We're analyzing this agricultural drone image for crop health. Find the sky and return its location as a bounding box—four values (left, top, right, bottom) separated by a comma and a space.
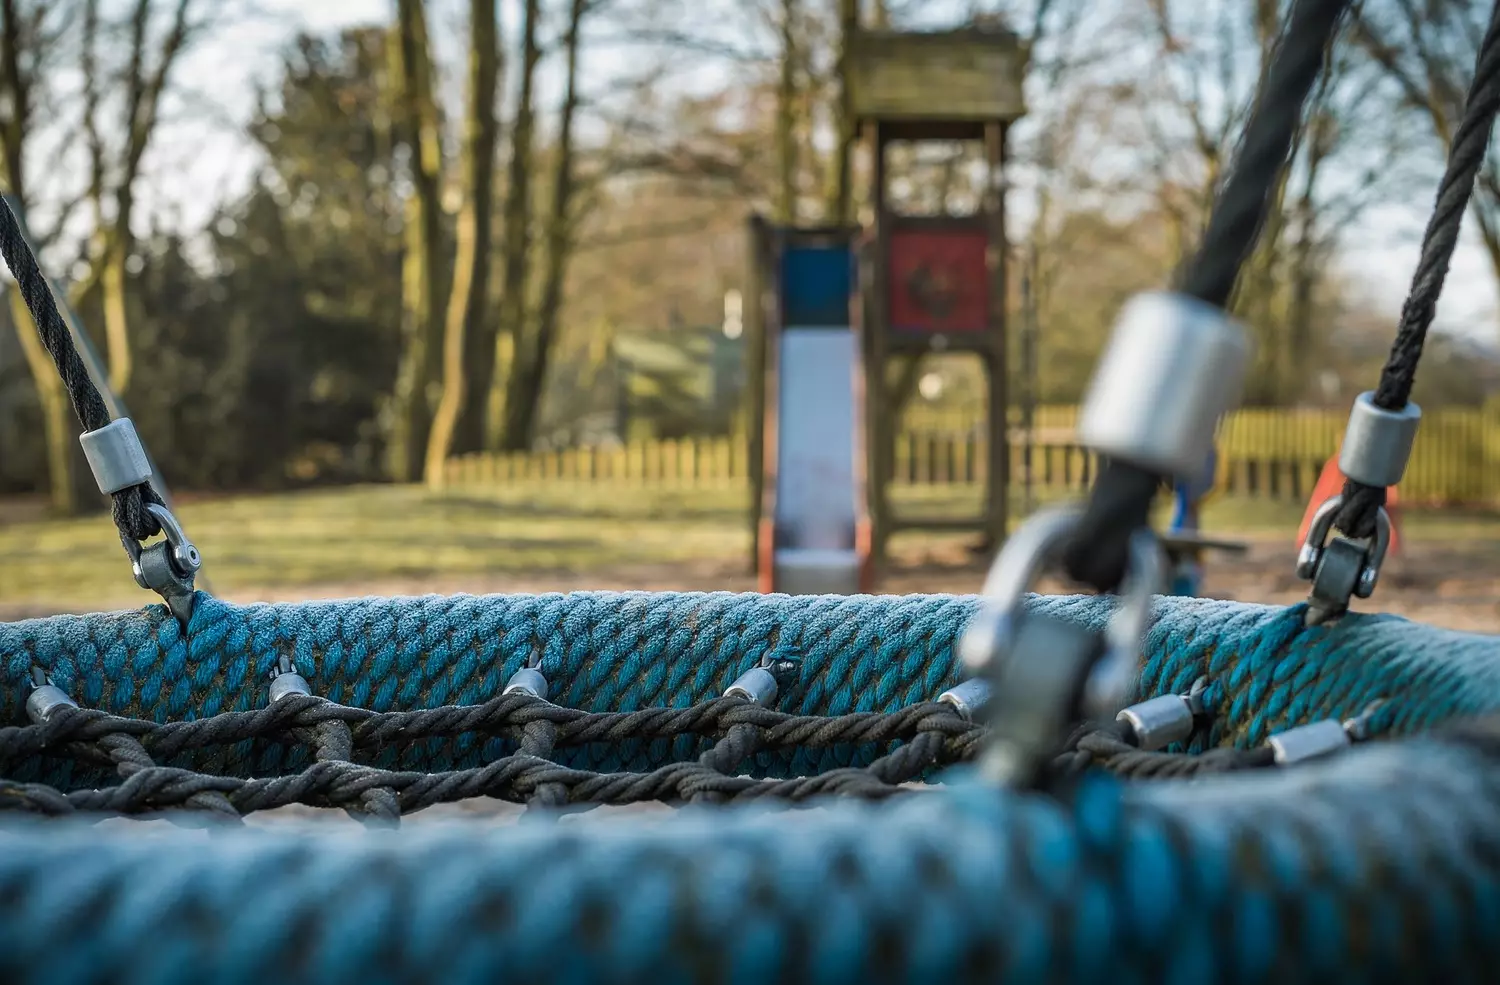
132, 0, 1500, 349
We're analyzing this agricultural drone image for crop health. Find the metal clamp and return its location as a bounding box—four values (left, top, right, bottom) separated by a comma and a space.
1267, 699, 1387, 766
937, 678, 993, 722
1296, 495, 1391, 625
724, 650, 802, 707
124, 502, 201, 626
961, 505, 1165, 788
504, 648, 550, 701
1116, 676, 1209, 751
267, 654, 312, 704
24, 666, 79, 723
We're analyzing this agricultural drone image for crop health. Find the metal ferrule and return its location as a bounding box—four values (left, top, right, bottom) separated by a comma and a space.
937, 679, 993, 722
25, 684, 79, 724
1116, 693, 1196, 751
1338, 391, 1421, 488
503, 667, 550, 702
268, 656, 312, 704
79, 418, 153, 495
724, 666, 780, 706
1077, 292, 1251, 477
1268, 719, 1350, 765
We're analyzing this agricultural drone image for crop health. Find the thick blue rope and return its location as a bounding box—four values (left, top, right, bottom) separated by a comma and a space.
1, 735, 1499, 985
5, 592, 1500, 789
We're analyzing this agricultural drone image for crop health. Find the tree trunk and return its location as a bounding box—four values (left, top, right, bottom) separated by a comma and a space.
487, 0, 542, 451
98, 0, 193, 398
386, 0, 446, 482
775, 0, 798, 224
500, 0, 586, 451
825, 0, 858, 225
101, 227, 132, 394
0, 0, 86, 515
8, 291, 78, 514
425, 0, 500, 487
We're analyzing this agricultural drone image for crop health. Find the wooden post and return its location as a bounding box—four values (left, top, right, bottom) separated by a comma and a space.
746, 216, 770, 573
863, 119, 894, 570
984, 119, 1010, 548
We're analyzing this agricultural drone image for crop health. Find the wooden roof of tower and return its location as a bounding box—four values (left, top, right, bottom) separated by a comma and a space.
846, 24, 1029, 140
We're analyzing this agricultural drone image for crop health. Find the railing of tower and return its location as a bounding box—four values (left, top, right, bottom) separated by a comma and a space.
4, 0, 1500, 983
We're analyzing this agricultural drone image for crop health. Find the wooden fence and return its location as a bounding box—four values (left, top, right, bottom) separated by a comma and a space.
445, 404, 1500, 505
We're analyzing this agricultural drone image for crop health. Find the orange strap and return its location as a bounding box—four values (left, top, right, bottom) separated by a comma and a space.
1296, 454, 1401, 556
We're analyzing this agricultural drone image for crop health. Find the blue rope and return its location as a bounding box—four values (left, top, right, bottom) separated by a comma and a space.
6, 592, 1500, 784
1, 735, 1498, 984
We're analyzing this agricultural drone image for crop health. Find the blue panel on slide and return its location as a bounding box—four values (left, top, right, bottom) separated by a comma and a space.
780, 245, 854, 327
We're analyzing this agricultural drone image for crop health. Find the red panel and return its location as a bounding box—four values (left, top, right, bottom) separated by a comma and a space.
886, 226, 990, 334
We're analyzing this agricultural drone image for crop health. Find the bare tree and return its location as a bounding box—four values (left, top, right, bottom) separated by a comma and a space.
0, 0, 87, 513
488, 0, 542, 452
1354, 0, 1500, 304
501, 0, 590, 450
385, 0, 445, 481
425, 0, 501, 486
73, 0, 198, 397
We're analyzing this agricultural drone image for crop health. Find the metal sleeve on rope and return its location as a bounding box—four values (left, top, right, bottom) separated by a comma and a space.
23, 667, 78, 724
79, 418, 154, 495
1339, 391, 1421, 488
1116, 695, 1195, 749
937, 679, 992, 723
1077, 292, 1250, 478
267, 655, 312, 704
1267, 700, 1387, 765
724, 651, 802, 706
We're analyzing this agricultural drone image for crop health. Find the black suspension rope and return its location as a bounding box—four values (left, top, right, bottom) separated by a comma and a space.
0, 198, 165, 542
1333, 0, 1500, 540
1063, 0, 1353, 592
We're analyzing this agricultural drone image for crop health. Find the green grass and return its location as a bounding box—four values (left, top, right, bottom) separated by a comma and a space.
0, 484, 751, 612
2, 481, 1497, 612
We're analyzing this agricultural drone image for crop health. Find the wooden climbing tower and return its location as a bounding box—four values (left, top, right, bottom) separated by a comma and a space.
848, 24, 1028, 565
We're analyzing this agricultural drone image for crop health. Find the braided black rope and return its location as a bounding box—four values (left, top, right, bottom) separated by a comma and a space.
1050, 718, 1274, 780
1063, 0, 1352, 592
0, 198, 164, 542
0, 690, 1274, 821
1333, 0, 1500, 540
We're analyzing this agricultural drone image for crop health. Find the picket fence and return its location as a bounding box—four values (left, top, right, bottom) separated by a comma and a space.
444, 404, 1500, 505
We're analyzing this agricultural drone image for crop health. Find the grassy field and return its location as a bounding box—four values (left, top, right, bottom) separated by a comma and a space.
1, 482, 1498, 619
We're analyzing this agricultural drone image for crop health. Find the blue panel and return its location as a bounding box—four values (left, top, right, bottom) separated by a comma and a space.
780, 245, 854, 327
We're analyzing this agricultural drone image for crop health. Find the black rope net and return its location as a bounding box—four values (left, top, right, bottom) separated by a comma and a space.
0, 682, 1279, 824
